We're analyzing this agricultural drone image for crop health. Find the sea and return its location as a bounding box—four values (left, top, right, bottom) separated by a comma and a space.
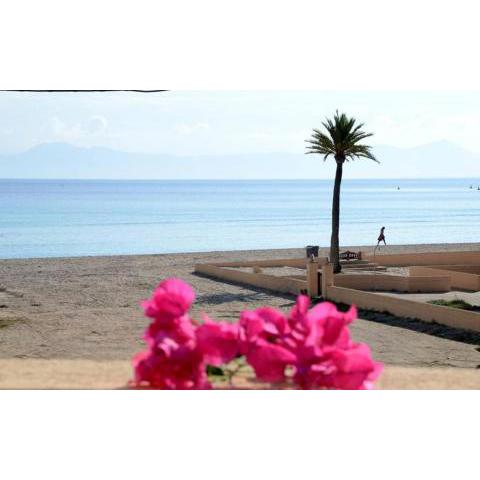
1, 178, 480, 259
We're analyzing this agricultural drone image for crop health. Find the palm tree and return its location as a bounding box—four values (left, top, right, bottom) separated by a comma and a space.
306, 111, 378, 273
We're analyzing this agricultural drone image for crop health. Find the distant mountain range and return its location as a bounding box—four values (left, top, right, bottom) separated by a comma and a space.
0, 140, 479, 179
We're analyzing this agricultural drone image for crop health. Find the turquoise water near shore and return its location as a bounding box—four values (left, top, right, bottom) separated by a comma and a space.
1, 178, 480, 259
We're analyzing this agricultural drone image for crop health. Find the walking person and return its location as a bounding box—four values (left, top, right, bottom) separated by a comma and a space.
377, 226, 386, 246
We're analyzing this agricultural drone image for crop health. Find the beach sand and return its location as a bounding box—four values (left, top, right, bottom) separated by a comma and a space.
1, 242, 480, 388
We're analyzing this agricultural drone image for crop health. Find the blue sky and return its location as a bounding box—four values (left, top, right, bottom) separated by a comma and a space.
2, 91, 480, 156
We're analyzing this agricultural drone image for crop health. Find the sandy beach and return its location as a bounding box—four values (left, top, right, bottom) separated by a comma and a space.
1, 241, 480, 380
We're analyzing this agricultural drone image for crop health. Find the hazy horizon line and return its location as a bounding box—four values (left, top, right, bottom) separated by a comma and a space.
1, 176, 479, 182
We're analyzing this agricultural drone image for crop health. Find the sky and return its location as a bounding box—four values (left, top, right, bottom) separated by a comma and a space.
2, 91, 480, 156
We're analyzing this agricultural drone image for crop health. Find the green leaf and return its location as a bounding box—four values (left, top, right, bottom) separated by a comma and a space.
206, 365, 225, 376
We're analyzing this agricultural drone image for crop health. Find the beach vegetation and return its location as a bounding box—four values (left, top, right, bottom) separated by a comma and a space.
428, 298, 480, 311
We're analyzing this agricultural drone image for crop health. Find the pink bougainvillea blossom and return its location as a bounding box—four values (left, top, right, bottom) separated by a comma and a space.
132, 345, 211, 390
133, 278, 240, 389
131, 278, 382, 390
132, 278, 210, 390
245, 342, 297, 383
240, 295, 382, 389
142, 278, 195, 320
196, 315, 240, 366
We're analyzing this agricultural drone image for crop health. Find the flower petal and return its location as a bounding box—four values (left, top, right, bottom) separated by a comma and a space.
196, 316, 239, 366
247, 343, 297, 383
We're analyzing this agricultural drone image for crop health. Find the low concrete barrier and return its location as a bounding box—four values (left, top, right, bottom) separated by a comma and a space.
432, 265, 480, 274
409, 266, 480, 291
334, 273, 408, 291
333, 273, 450, 293
408, 275, 451, 292
205, 257, 328, 269
325, 285, 480, 332
365, 251, 480, 267
212, 258, 306, 268
195, 263, 307, 295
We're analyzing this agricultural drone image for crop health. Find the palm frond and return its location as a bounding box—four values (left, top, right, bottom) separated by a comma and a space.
305, 110, 378, 163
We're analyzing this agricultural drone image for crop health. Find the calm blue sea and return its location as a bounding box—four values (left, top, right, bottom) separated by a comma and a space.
1, 179, 480, 259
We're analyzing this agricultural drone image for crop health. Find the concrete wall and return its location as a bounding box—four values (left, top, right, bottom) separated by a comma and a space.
334, 274, 408, 291
194, 252, 480, 333
427, 265, 480, 275
364, 251, 480, 267
194, 256, 480, 332
409, 266, 480, 291
195, 263, 308, 295
325, 285, 480, 332
333, 273, 450, 293
407, 275, 451, 292
206, 257, 328, 269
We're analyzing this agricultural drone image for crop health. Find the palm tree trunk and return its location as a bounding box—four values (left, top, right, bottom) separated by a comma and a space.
330, 159, 344, 273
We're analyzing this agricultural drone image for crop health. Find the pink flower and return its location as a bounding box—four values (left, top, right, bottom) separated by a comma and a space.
307, 302, 356, 347
246, 343, 297, 383
294, 343, 382, 390
132, 278, 382, 390
327, 344, 383, 390
132, 278, 240, 389
144, 314, 196, 350
132, 278, 210, 390
240, 307, 291, 346
133, 347, 211, 390
196, 315, 240, 366
142, 278, 195, 320
240, 295, 382, 389
239, 307, 296, 382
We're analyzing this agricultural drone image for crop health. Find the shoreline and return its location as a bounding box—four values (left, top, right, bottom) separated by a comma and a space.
3, 241, 480, 263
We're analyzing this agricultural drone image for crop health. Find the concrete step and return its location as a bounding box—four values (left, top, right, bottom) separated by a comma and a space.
342, 262, 388, 272
340, 259, 370, 265
342, 262, 379, 269
353, 266, 388, 272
